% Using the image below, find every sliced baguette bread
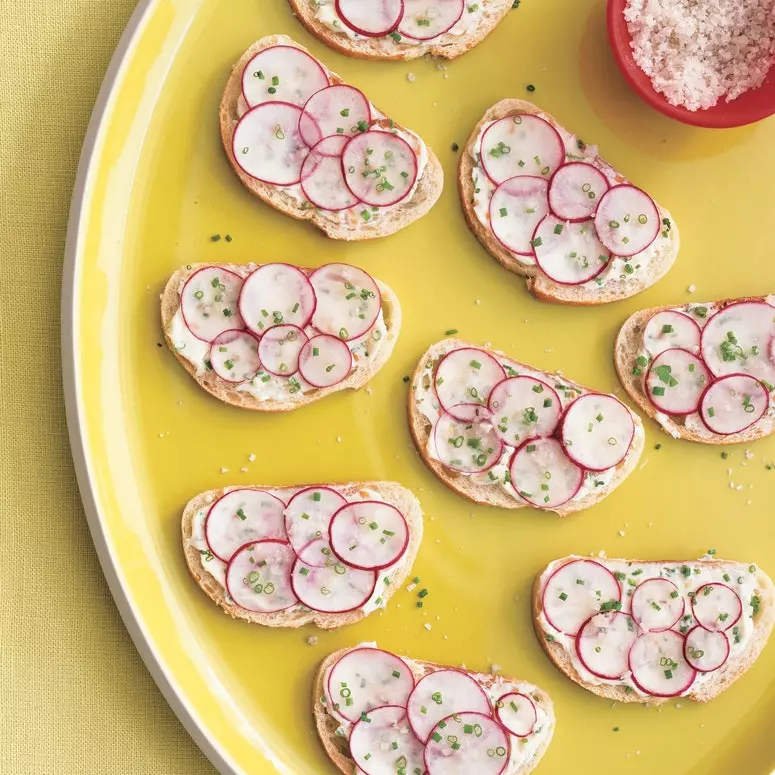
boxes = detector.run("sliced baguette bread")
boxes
[615,296,775,444]
[459,99,680,305]
[288,0,513,61]
[161,261,401,413]
[182,481,423,629]
[219,35,443,240]
[314,644,555,775]
[533,555,775,704]
[407,338,645,516]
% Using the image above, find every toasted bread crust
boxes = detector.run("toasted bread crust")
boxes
[161,262,401,412]
[219,35,443,240]
[182,482,423,629]
[458,99,680,305]
[407,338,645,516]
[615,296,775,444]
[287,0,513,61]
[313,647,555,775]
[532,557,775,704]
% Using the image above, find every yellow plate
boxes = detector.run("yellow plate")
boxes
[63,0,775,773]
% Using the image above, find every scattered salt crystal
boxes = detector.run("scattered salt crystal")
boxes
[407,73,416,83]
[424,623,432,631]
[306,636,318,646]
[248,453,256,462]
[336,436,342,442]
[491,664,501,673]
[220,467,228,474]
[619,530,626,537]
[407,583,417,592]
[240,467,248,473]
[687,284,696,294]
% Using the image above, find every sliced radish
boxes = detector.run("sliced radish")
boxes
[329,501,409,570]
[576,612,639,680]
[326,647,415,723]
[290,555,376,613]
[433,410,503,474]
[300,135,359,211]
[593,185,660,257]
[489,176,549,257]
[646,348,711,416]
[630,578,685,632]
[684,626,730,672]
[342,131,417,207]
[232,102,310,186]
[424,712,510,775]
[560,394,635,472]
[494,692,537,738]
[691,583,742,632]
[205,489,286,562]
[480,114,564,185]
[310,263,381,341]
[210,330,261,383]
[533,216,610,285]
[238,263,316,335]
[256,324,307,377]
[349,705,426,775]
[434,348,506,421]
[225,539,298,613]
[488,376,562,446]
[548,162,610,222]
[699,373,769,435]
[241,46,329,108]
[298,85,372,147]
[180,267,245,342]
[643,311,701,357]
[542,559,621,636]
[398,0,464,40]
[284,486,347,558]
[406,669,491,743]
[629,631,696,697]
[700,301,775,385]
[509,438,584,509]
[298,334,353,387]
[296,536,336,568]
[769,335,775,367]
[335,0,404,36]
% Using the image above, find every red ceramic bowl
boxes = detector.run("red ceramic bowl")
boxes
[607,0,775,128]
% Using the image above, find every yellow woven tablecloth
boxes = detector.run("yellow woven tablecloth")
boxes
[0,3,214,773]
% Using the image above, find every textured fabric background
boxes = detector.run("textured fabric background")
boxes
[0,2,215,773]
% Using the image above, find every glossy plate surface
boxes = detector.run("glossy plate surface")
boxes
[63,0,775,773]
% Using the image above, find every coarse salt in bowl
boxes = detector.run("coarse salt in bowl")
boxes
[607,0,775,128]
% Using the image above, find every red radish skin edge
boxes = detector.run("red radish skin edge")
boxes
[341,132,418,207]
[698,373,769,436]
[240,46,329,107]
[431,348,506,420]
[558,393,635,472]
[406,669,492,743]
[224,539,297,613]
[308,263,382,341]
[690,583,743,631]
[298,335,353,388]
[335,0,405,37]
[507,440,584,510]
[326,648,415,723]
[541,560,622,636]
[257,324,308,377]
[209,329,260,384]
[629,578,685,632]
[487,376,562,442]
[494,692,537,738]
[205,489,287,562]
[531,215,610,287]
[398,0,464,40]
[594,184,660,258]
[232,102,309,186]
[547,162,610,223]
[237,263,317,335]
[628,632,697,698]
[283,485,346,555]
[488,176,549,257]
[181,266,244,343]
[290,555,376,614]
[575,612,639,680]
[348,705,413,775]
[645,348,710,417]
[327,502,410,571]
[424,711,510,775]
[683,626,731,672]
